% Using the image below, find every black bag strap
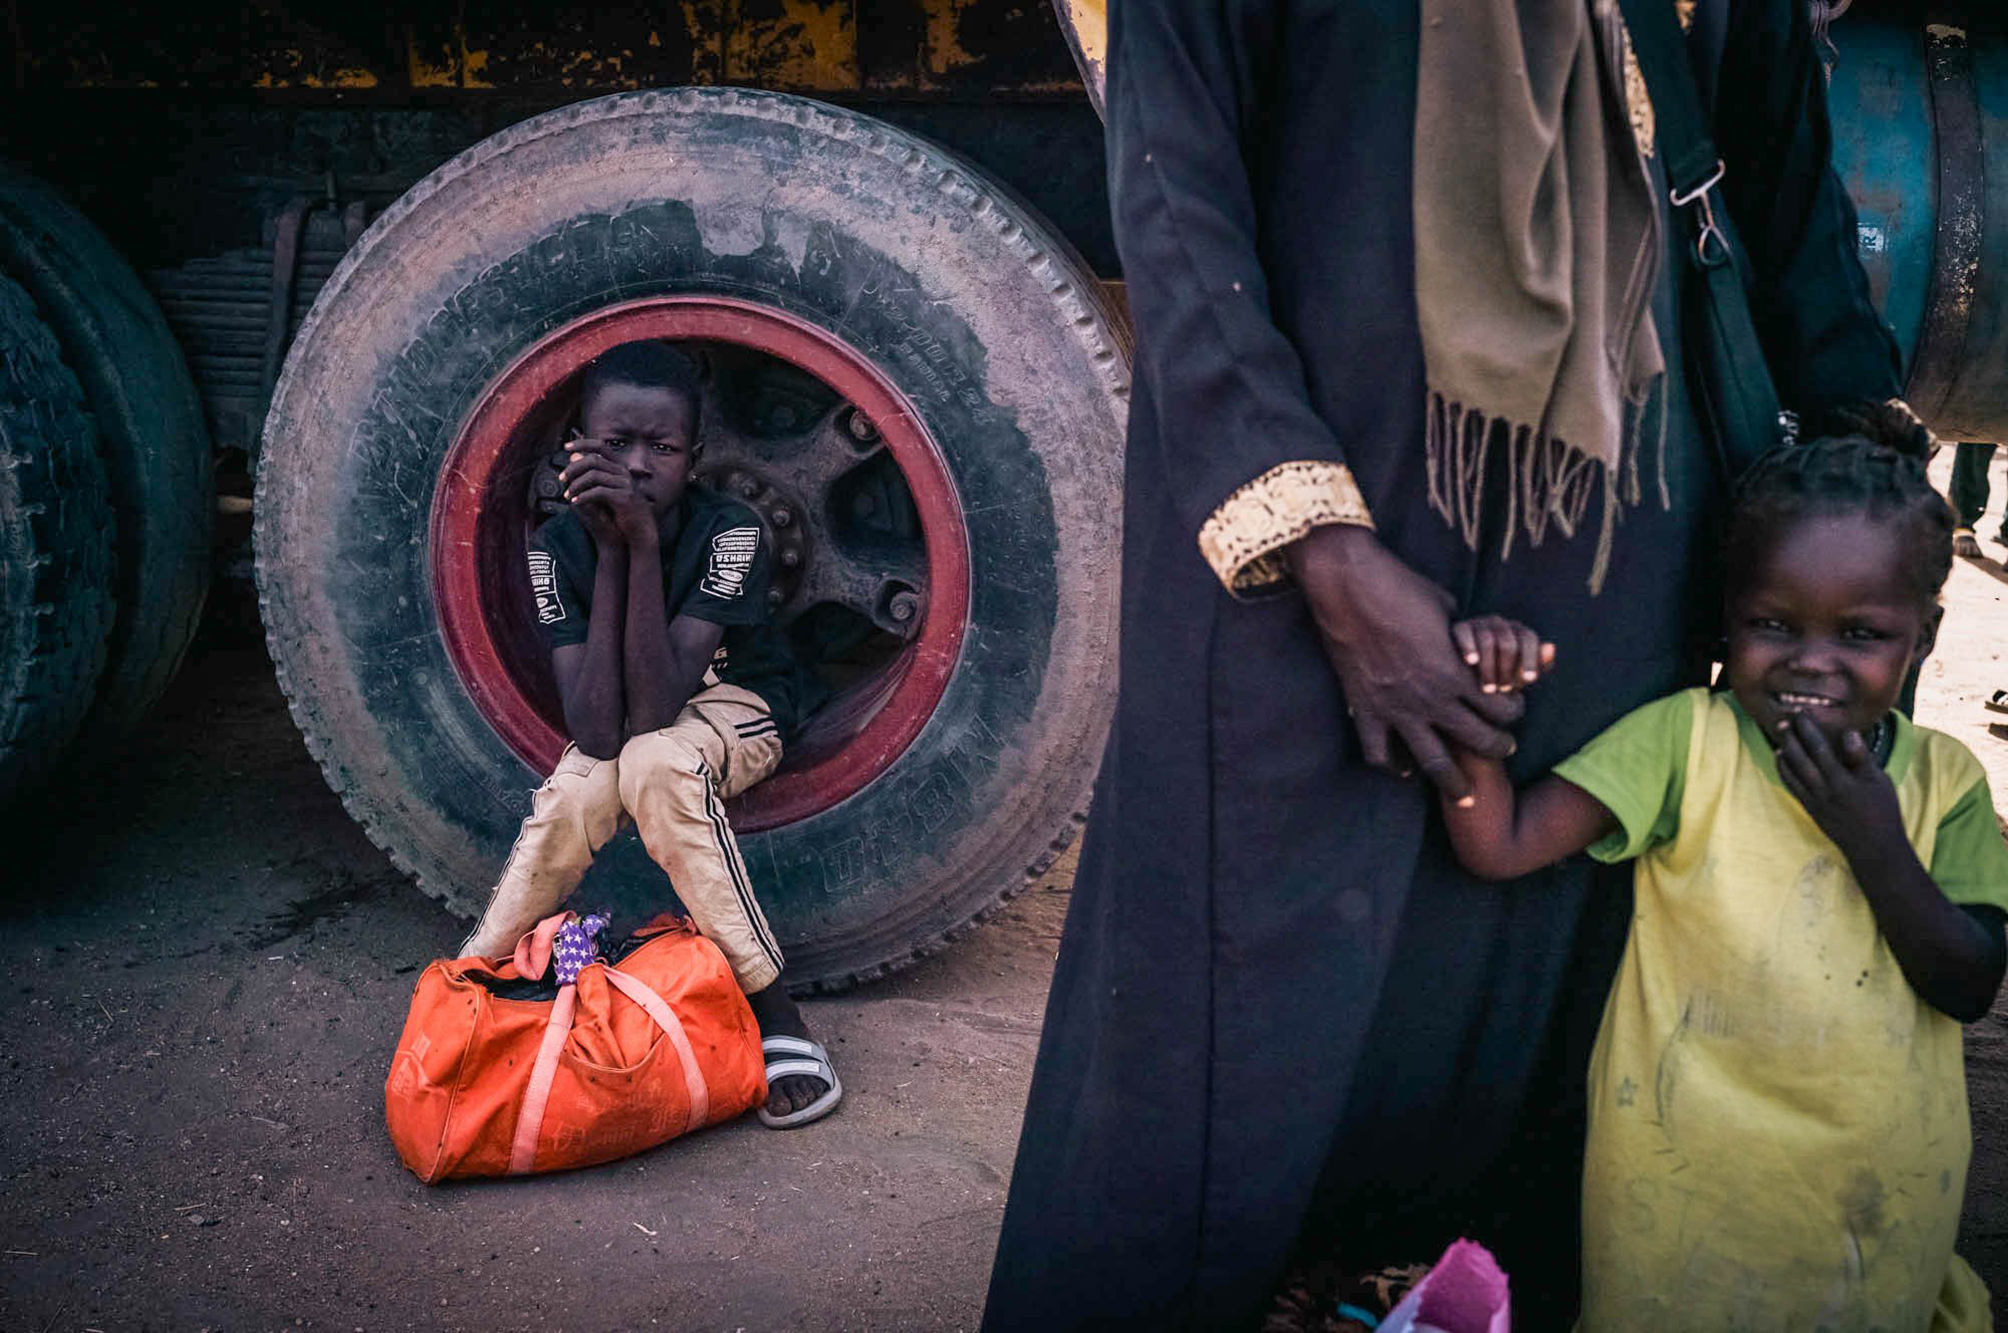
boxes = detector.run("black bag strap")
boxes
[1613,0,1723,208]
[1614,0,1790,479]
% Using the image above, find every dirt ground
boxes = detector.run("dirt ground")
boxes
[0,623,1072,1333]
[3,445,2007,1333]
[1923,445,2008,807]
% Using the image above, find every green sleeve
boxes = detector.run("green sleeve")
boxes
[1931,775,2008,912]
[1549,689,1695,865]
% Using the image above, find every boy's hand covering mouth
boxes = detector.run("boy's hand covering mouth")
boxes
[561,439,658,544]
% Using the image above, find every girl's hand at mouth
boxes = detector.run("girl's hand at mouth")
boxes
[1774,709,1903,859]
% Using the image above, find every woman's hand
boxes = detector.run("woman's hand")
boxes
[1451,615,1556,695]
[562,440,657,547]
[1774,710,1905,859]
[1287,524,1522,803]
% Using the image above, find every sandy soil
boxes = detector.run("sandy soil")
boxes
[0,627,1071,1332]
[1923,445,2008,808]
[3,448,2005,1331]
[1924,443,2008,1296]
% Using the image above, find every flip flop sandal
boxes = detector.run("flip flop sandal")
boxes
[757,1035,843,1129]
[1955,528,1982,558]
[1986,689,2008,717]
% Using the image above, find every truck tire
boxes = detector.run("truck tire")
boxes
[0,274,116,808]
[257,89,1127,990]
[0,163,213,769]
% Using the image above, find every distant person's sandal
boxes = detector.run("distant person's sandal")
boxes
[757,1035,843,1129]
[1985,689,2008,717]
[1955,527,1983,558]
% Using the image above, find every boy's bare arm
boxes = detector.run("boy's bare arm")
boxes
[553,438,657,756]
[1777,712,2007,1022]
[622,558,723,736]
[556,440,719,739]
[552,549,629,760]
[609,497,723,736]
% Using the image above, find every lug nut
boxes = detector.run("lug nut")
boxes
[780,550,801,569]
[768,588,785,607]
[770,508,792,528]
[737,476,761,499]
[846,410,879,443]
[888,590,919,623]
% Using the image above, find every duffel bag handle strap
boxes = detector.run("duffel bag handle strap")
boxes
[508,984,578,1174]
[603,969,712,1133]
[505,969,717,1174]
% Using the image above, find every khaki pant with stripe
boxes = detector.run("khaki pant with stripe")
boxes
[457,683,786,993]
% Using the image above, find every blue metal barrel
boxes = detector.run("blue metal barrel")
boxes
[1830,7,2008,440]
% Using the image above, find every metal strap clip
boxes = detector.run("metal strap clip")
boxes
[1669,159,1730,266]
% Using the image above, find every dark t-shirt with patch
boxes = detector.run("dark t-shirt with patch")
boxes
[526,486,817,737]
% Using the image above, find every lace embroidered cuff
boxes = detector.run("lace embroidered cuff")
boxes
[1197,461,1375,596]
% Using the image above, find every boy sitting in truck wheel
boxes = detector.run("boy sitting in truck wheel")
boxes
[457,339,840,1129]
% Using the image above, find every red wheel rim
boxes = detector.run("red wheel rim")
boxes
[430,297,971,833]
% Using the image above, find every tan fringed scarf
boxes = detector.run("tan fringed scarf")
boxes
[1414,0,1666,592]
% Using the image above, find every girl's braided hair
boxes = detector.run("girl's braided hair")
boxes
[1723,400,1952,607]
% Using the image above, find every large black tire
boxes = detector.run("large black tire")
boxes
[257,89,1127,990]
[0,163,212,769]
[0,275,116,809]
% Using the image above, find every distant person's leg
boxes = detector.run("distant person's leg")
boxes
[458,746,626,957]
[1950,441,1996,555]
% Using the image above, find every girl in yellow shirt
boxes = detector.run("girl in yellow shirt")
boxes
[1445,403,2008,1330]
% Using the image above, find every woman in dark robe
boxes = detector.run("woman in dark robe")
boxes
[983,1,1906,1328]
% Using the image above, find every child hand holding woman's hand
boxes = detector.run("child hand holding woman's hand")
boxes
[1435,616,1619,873]
[1451,615,1557,696]
[1441,614,1552,814]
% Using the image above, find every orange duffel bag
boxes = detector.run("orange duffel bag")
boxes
[384,913,767,1183]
